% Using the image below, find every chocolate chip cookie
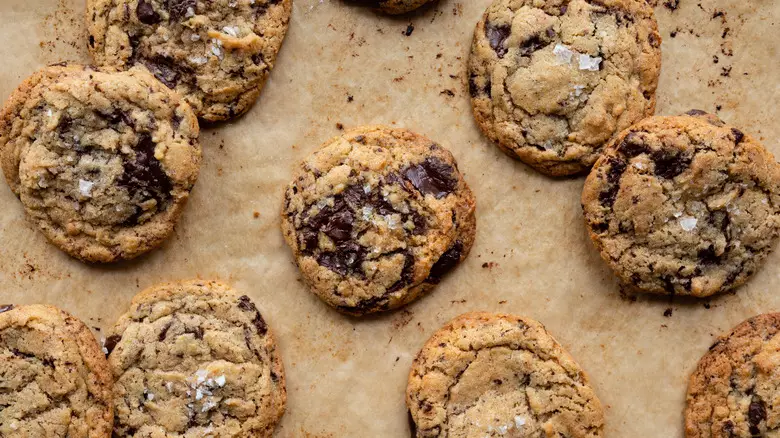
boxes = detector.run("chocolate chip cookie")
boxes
[407,312,604,438]
[582,112,780,297]
[469,0,662,176]
[0,64,201,263]
[86,0,292,122]
[107,280,286,437]
[281,126,476,316]
[351,0,432,14]
[0,304,113,438]
[686,313,780,437]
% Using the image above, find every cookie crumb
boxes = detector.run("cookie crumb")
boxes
[664,308,673,317]
[404,24,414,36]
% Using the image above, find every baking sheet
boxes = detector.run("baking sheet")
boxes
[1,0,779,435]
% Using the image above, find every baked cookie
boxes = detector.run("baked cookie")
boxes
[351,0,433,14]
[281,126,476,316]
[0,64,201,263]
[86,0,292,122]
[469,0,661,176]
[582,112,780,297]
[407,312,604,437]
[686,313,780,437]
[0,304,113,438]
[106,280,286,437]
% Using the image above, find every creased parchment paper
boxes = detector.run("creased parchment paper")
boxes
[1,0,779,435]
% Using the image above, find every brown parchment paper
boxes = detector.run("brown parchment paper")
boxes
[1,0,779,435]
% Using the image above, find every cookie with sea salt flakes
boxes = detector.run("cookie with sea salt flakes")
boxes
[351,0,433,14]
[406,312,604,438]
[86,0,292,122]
[582,112,780,297]
[0,64,201,263]
[281,126,477,316]
[685,313,780,437]
[469,0,661,176]
[0,304,113,438]
[106,280,286,437]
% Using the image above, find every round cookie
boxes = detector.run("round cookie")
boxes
[469,0,661,176]
[106,280,286,437]
[281,126,476,316]
[0,304,113,438]
[0,64,202,263]
[685,313,780,437]
[86,0,292,122]
[582,112,780,297]
[407,312,604,438]
[351,0,433,14]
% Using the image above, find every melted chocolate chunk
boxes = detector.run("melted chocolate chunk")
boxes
[252,312,267,336]
[104,334,121,356]
[748,399,766,435]
[599,158,627,207]
[318,241,366,276]
[165,0,195,21]
[518,33,551,56]
[158,321,172,341]
[617,133,649,158]
[485,23,511,58]
[323,209,354,242]
[140,57,180,89]
[0,304,14,314]
[403,158,457,199]
[238,295,257,312]
[118,134,173,215]
[427,241,463,284]
[387,251,415,293]
[698,245,720,265]
[653,152,691,179]
[731,128,744,144]
[252,52,265,66]
[136,0,161,25]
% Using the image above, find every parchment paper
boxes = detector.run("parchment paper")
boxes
[1,0,779,435]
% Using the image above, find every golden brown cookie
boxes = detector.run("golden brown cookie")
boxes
[469,0,661,176]
[0,64,201,263]
[686,313,780,437]
[407,312,604,438]
[582,112,780,297]
[86,0,292,122]
[106,280,286,437]
[0,304,113,438]
[281,126,477,316]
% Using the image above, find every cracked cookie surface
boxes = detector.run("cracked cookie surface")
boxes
[0,64,201,263]
[686,313,780,438]
[281,126,476,316]
[469,0,661,176]
[582,112,780,297]
[87,0,292,122]
[107,280,286,438]
[0,304,113,438]
[406,312,604,438]
[351,0,432,14]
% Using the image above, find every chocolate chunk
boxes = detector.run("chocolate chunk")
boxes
[252,312,268,336]
[653,152,690,179]
[106,110,134,128]
[185,326,204,339]
[722,420,734,436]
[104,334,121,356]
[140,57,179,89]
[165,0,195,21]
[403,158,457,199]
[518,33,551,57]
[300,229,319,251]
[618,133,649,158]
[136,0,161,24]
[251,52,265,66]
[158,321,172,341]
[748,399,766,435]
[698,245,720,265]
[388,251,415,293]
[118,134,173,214]
[485,23,511,58]
[238,295,257,312]
[323,209,354,242]
[317,241,366,276]
[408,210,427,235]
[427,241,463,283]
[599,158,627,207]
[731,128,744,144]
[0,304,14,314]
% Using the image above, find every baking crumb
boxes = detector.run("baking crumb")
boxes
[253,211,260,218]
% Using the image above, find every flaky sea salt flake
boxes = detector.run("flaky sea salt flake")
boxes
[514,416,527,428]
[79,179,94,197]
[680,216,698,231]
[578,53,602,71]
[553,43,575,64]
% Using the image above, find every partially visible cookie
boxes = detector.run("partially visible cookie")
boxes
[0,304,113,438]
[86,0,292,122]
[107,280,286,437]
[407,312,604,438]
[582,112,780,297]
[281,126,477,316]
[0,64,201,263]
[686,313,780,438]
[351,0,433,14]
[469,0,661,176]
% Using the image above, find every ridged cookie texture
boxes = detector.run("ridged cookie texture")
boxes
[281,126,477,316]
[86,0,292,122]
[686,313,780,438]
[350,0,433,14]
[0,64,201,263]
[469,0,661,176]
[583,112,780,297]
[106,280,286,437]
[407,312,604,438]
[0,304,113,438]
